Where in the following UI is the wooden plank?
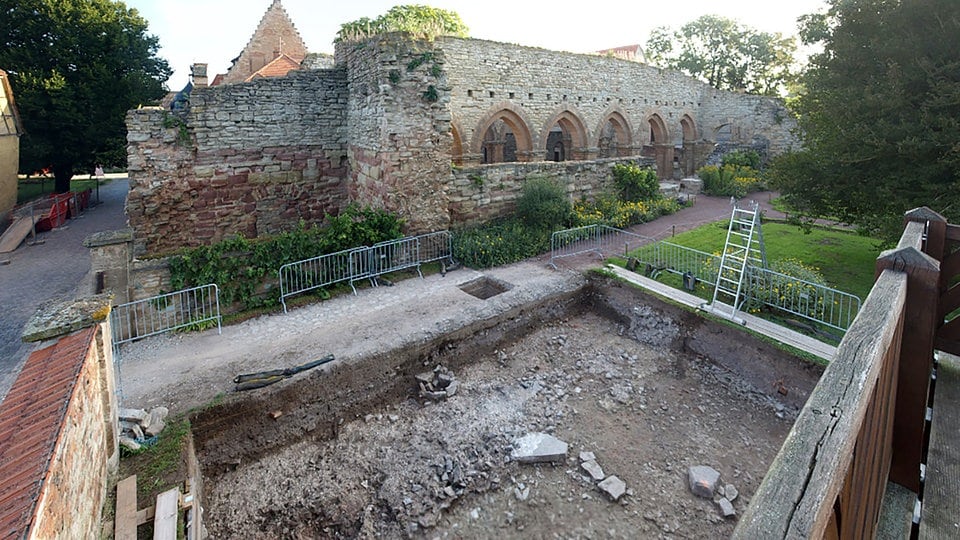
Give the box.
[919,353,960,539]
[153,488,180,540]
[114,475,138,540]
[733,269,907,538]
[136,505,155,525]
[0,217,33,253]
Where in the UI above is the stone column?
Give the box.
[83,228,133,305]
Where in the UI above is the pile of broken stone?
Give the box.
[510,432,628,502]
[416,365,459,400]
[688,465,739,518]
[118,406,169,451]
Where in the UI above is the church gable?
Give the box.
[221,0,308,84]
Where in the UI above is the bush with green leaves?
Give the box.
[697,164,764,198]
[612,163,661,202]
[742,258,828,317]
[572,195,680,228]
[168,205,403,310]
[515,176,572,231]
[721,150,761,169]
[452,219,550,268]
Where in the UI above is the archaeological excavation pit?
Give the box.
[186,278,823,538]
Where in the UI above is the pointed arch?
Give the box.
[541,108,589,161]
[680,114,698,142]
[596,110,633,158]
[450,121,464,166]
[471,104,535,163]
[645,113,670,146]
[642,112,673,179]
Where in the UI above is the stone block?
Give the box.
[511,432,568,464]
[689,465,721,498]
[718,497,736,518]
[598,475,626,501]
[581,460,605,481]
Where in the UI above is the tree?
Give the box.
[336,5,468,43]
[768,0,960,242]
[0,0,170,192]
[645,15,797,96]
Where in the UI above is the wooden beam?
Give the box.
[733,270,907,538]
[114,475,138,540]
[153,488,180,540]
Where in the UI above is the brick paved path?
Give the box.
[0,178,130,400]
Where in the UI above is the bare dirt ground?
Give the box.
[198,282,814,539]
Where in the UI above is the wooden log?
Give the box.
[733,270,908,539]
[114,475,138,540]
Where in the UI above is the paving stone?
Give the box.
[724,483,739,502]
[119,408,148,423]
[581,460,605,481]
[579,451,596,462]
[120,436,141,451]
[598,475,626,501]
[689,465,721,498]
[718,497,736,518]
[511,432,568,464]
[145,417,166,437]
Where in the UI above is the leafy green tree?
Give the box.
[645,15,797,96]
[336,5,469,43]
[0,0,170,191]
[769,0,960,241]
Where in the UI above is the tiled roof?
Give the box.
[0,328,96,539]
[245,54,301,82]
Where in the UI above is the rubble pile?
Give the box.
[118,406,169,451]
[416,365,459,400]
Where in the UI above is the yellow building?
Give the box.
[0,69,24,221]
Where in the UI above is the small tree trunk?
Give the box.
[52,163,74,193]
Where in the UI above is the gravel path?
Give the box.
[0,178,130,400]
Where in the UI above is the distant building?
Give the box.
[595,44,647,64]
[216,0,308,85]
[0,69,24,221]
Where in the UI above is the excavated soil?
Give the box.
[192,279,822,539]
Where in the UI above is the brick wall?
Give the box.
[126,68,350,255]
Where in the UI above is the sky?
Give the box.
[125,0,830,90]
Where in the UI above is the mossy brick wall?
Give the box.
[126,68,350,255]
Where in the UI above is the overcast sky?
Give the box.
[125,0,829,90]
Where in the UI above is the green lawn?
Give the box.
[657,220,881,301]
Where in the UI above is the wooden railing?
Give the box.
[735,207,954,538]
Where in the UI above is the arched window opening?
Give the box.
[546,126,565,161]
[482,120,518,164]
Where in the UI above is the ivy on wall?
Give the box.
[168,205,403,310]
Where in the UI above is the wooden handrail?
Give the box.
[736,209,944,539]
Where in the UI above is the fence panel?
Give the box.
[549,225,602,267]
[417,231,456,266]
[745,267,862,331]
[630,241,720,286]
[350,236,423,288]
[279,248,353,313]
[111,284,221,347]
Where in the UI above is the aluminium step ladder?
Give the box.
[702,201,767,323]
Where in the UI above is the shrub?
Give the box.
[697,164,764,198]
[573,196,680,228]
[452,219,550,268]
[515,176,572,230]
[743,258,828,317]
[612,163,660,202]
[722,150,761,169]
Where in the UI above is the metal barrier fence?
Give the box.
[549,225,654,268]
[550,224,862,331]
[279,231,455,313]
[111,284,221,347]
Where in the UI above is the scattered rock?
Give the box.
[581,460,605,481]
[119,408,148,423]
[718,497,736,518]
[579,451,596,462]
[269,410,283,419]
[120,420,144,440]
[417,365,459,400]
[511,433,568,464]
[515,486,530,501]
[119,436,141,452]
[724,483,739,502]
[598,475,627,501]
[689,465,721,498]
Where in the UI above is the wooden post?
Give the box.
[904,207,948,263]
[876,243,940,491]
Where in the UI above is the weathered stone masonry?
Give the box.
[126,35,798,255]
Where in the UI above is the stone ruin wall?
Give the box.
[126,69,349,255]
[125,35,799,256]
[340,35,454,234]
